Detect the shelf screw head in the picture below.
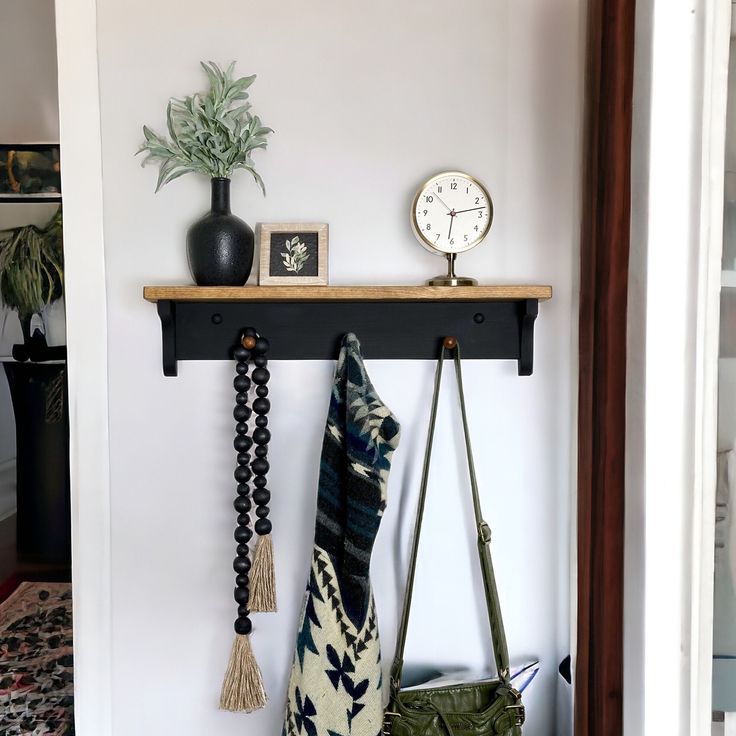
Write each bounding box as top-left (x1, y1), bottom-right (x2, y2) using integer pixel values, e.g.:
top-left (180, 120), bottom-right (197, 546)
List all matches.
top-left (443, 336), bottom-right (457, 349)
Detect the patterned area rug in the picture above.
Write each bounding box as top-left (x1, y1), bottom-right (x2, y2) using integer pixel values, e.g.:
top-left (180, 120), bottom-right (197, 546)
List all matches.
top-left (0, 582), bottom-right (74, 735)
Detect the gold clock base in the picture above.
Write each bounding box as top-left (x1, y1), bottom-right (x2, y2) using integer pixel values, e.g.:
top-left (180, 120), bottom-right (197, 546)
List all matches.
top-left (426, 253), bottom-right (478, 287)
top-left (426, 274), bottom-right (478, 286)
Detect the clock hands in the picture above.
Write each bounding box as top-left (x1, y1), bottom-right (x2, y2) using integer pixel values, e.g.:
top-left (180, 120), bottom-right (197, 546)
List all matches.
top-left (433, 192), bottom-right (452, 212)
top-left (448, 213), bottom-right (454, 241)
top-left (451, 206), bottom-right (486, 215)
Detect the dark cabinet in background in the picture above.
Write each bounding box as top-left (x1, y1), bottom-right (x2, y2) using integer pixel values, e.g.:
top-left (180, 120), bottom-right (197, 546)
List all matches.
top-left (3, 361), bottom-right (70, 564)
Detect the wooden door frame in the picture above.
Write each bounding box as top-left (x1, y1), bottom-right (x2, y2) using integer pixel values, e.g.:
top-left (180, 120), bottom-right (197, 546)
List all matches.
top-left (576, 0), bottom-right (635, 733)
top-left (576, 1), bottom-right (731, 734)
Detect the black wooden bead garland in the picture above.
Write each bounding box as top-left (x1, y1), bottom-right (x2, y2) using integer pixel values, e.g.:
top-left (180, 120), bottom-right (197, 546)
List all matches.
top-left (219, 328), bottom-right (276, 714)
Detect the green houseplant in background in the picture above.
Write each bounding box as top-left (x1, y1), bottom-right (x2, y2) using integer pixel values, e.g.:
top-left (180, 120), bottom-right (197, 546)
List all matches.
top-left (0, 207), bottom-right (63, 352)
top-left (137, 61), bottom-right (273, 286)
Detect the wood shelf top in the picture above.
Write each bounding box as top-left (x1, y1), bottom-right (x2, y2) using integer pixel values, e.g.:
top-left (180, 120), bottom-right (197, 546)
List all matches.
top-left (143, 284), bottom-right (553, 303)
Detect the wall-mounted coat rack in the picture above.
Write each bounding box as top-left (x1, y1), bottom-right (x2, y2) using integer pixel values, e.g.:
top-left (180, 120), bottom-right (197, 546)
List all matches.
top-left (143, 285), bottom-right (552, 377)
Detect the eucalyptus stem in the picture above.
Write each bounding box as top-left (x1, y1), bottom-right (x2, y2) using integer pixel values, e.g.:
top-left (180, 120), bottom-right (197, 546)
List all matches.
top-left (137, 61), bottom-right (273, 194)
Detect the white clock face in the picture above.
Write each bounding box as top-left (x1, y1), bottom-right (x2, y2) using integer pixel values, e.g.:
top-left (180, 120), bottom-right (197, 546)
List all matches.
top-left (411, 172), bottom-right (493, 254)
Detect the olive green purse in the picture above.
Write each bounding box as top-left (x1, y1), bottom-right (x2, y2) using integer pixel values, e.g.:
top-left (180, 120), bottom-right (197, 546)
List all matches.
top-left (384, 339), bottom-right (525, 736)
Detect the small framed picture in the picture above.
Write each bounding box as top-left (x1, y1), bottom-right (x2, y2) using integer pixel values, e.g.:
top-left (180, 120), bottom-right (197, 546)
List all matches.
top-left (258, 223), bottom-right (328, 285)
top-left (0, 144), bottom-right (61, 202)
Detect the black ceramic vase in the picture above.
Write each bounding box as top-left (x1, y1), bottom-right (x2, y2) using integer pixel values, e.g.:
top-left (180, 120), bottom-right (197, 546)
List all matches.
top-left (186, 178), bottom-right (254, 285)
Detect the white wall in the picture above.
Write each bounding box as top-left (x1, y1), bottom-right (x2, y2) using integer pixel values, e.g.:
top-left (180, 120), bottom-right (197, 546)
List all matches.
top-left (0, 0), bottom-right (59, 142)
top-left (94, 1), bottom-right (581, 734)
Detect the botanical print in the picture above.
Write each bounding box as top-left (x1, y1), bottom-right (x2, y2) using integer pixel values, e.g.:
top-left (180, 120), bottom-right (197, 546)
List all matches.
top-left (281, 237), bottom-right (310, 274)
top-left (268, 231), bottom-right (320, 278)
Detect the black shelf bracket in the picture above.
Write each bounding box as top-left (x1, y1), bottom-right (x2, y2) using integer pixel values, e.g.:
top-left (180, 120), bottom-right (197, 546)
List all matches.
top-left (152, 297), bottom-right (542, 377)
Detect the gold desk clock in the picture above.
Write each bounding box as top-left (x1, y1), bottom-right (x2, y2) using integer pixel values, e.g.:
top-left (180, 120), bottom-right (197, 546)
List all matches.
top-left (411, 171), bottom-right (493, 286)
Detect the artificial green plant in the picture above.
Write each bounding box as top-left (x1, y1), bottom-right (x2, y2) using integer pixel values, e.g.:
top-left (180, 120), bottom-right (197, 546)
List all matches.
top-left (137, 61), bottom-right (273, 193)
top-left (0, 208), bottom-right (64, 338)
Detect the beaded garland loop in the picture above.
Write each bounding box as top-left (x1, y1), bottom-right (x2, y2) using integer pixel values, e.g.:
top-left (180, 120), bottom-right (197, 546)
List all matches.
top-left (220, 327), bottom-right (275, 714)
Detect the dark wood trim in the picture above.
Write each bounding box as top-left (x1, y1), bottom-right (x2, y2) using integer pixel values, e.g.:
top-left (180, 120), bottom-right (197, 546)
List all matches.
top-left (576, 0), bottom-right (636, 734)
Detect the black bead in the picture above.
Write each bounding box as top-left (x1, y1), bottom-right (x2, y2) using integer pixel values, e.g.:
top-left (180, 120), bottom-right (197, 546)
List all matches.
top-left (234, 375), bottom-right (251, 392)
top-left (254, 445), bottom-right (268, 459)
top-left (255, 385), bottom-right (269, 398)
top-left (254, 355), bottom-right (268, 368)
top-left (253, 427), bottom-right (271, 445)
top-left (237, 452), bottom-right (251, 466)
top-left (253, 488), bottom-right (271, 505)
top-left (255, 415), bottom-right (268, 428)
top-left (255, 518), bottom-right (272, 535)
top-left (234, 435), bottom-right (252, 452)
top-left (233, 556), bottom-right (250, 573)
top-left (251, 458), bottom-right (269, 475)
top-left (236, 483), bottom-right (251, 496)
top-left (252, 367), bottom-right (270, 386)
top-left (236, 362), bottom-right (248, 375)
top-left (233, 405), bottom-right (251, 422)
top-left (237, 513), bottom-right (251, 527)
top-left (234, 526), bottom-right (253, 543)
top-left (236, 422), bottom-right (249, 435)
top-left (234, 496), bottom-right (251, 513)
top-left (235, 573), bottom-right (250, 588)
top-left (235, 546), bottom-right (251, 561)
top-left (253, 475), bottom-right (267, 488)
top-left (235, 392), bottom-right (248, 406)
top-left (234, 616), bottom-right (252, 635)
top-left (244, 327), bottom-right (258, 337)
top-left (253, 337), bottom-right (270, 355)
top-left (253, 397), bottom-right (270, 415)
top-left (256, 505), bottom-right (270, 519)
top-left (237, 604), bottom-right (250, 617)
top-left (234, 466), bottom-right (251, 483)
top-left (233, 346), bottom-right (251, 362)
top-left (234, 587), bottom-right (250, 604)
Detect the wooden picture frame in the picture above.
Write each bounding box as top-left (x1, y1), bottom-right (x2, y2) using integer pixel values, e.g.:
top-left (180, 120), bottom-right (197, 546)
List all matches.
top-left (257, 223), bottom-right (329, 285)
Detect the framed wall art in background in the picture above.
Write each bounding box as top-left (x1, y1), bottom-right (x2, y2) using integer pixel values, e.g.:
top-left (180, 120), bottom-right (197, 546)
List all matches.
top-left (258, 222), bottom-right (328, 285)
top-left (0, 145), bottom-right (61, 202)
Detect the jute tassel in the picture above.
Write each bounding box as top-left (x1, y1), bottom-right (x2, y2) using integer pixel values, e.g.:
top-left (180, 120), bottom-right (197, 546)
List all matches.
top-left (249, 534), bottom-right (277, 612)
top-left (219, 634), bottom-right (268, 713)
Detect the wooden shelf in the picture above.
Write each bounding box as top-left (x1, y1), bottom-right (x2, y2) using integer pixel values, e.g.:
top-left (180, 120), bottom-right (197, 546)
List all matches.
top-left (143, 284), bottom-right (553, 303)
top-left (144, 283), bottom-right (552, 377)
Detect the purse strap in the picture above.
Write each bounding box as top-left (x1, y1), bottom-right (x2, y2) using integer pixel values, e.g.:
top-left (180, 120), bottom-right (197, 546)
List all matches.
top-left (390, 338), bottom-right (511, 698)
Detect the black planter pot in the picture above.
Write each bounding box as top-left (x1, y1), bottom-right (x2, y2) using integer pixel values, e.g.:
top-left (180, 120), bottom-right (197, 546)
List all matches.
top-left (186, 178), bottom-right (254, 286)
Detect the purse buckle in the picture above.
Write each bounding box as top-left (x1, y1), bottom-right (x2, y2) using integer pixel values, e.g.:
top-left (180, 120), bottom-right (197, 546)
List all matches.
top-left (478, 522), bottom-right (492, 545)
top-left (383, 711), bottom-right (400, 735)
top-left (505, 703), bottom-right (526, 726)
